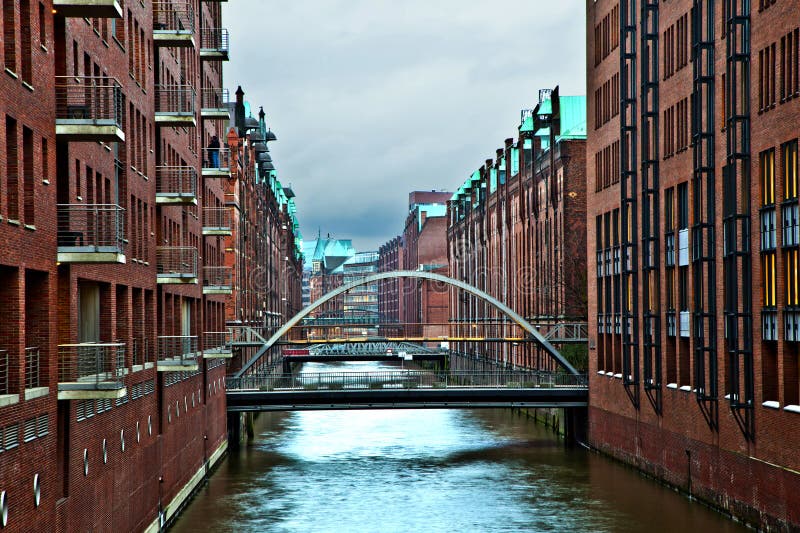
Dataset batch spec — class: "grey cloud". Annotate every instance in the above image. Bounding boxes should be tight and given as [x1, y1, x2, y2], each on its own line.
[223, 0, 586, 250]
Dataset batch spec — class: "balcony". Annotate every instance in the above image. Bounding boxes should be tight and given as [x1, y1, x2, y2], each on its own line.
[157, 247, 198, 284]
[203, 331, 232, 359]
[156, 166, 197, 205]
[203, 207, 232, 236]
[201, 88, 230, 120]
[203, 266, 233, 294]
[153, 1, 195, 48]
[200, 28, 229, 61]
[57, 343, 126, 400]
[57, 204, 126, 263]
[52, 0, 122, 18]
[202, 147, 231, 178]
[155, 85, 196, 126]
[156, 336, 199, 371]
[55, 76, 124, 142]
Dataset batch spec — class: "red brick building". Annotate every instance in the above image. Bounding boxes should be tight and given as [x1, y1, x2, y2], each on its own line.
[401, 191, 451, 339]
[586, 1, 800, 529]
[447, 87, 587, 372]
[378, 235, 403, 323]
[0, 2, 302, 531]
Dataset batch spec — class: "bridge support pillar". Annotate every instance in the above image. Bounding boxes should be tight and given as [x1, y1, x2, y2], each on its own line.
[565, 407, 588, 446]
[227, 412, 243, 451]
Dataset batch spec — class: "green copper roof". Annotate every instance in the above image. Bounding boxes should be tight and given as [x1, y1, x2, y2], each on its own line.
[556, 95, 587, 140]
[520, 114, 534, 133]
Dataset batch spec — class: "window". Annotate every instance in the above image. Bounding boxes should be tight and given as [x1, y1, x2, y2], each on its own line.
[6, 116, 19, 221]
[785, 140, 798, 200]
[38, 3, 45, 47]
[3, 0, 16, 73]
[23, 126, 33, 225]
[677, 182, 689, 229]
[761, 149, 776, 206]
[788, 249, 800, 307]
[764, 253, 777, 307]
[20, 0, 31, 83]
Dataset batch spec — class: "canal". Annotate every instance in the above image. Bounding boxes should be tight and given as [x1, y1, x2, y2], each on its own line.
[172, 362, 745, 532]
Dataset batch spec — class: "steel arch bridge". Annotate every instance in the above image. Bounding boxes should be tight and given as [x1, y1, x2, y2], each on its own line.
[234, 270, 580, 377]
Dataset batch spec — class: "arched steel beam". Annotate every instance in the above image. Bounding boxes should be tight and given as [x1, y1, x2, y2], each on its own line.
[234, 270, 579, 377]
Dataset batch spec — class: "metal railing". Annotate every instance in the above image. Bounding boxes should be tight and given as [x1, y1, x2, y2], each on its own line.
[55, 76, 124, 126]
[156, 246, 198, 278]
[228, 370, 589, 392]
[203, 266, 233, 288]
[58, 343, 125, 386]
[131, 337, 152, 367]
[203, 207, 232, 231]
[157, 335, 199, 362]
[202, 147, 231, 170]
[201, 28, 229, 53]
[155, 85, 196, 115]
[156, 166, 197, 199]
[229, 325, 267, 346]
[0, 350, 8, 395]
[57, 204, 125, 251]
[25, 347, 40, 389]
[153, 0, 194, 33]
[201, 88, 229, 109]
[203, 331, 231, 356]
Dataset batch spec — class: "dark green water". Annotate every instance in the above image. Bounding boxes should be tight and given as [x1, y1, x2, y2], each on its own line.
[172, 362, 745, 532]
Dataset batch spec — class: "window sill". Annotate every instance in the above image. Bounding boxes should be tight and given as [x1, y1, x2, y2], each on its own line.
[666, 383, 678, 389]
[22, 81, 34, 92]
[784, 405, 800, 414]
[762, 400, 780, 410]
[679, 385, 692, 392]
[5, 68, 18, 79]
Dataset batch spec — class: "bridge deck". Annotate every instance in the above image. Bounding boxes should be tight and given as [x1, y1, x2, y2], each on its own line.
[226, 388, 588, 411]
[226, 371, 588, 412]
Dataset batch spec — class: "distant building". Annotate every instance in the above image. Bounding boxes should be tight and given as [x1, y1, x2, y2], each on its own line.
[378, 236, 404, 323]
[342, 251, 380, 336]
[402, 193, 451, 339]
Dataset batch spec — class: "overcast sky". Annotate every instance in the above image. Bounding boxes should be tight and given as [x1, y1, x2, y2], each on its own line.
[223, 1, 586, 251]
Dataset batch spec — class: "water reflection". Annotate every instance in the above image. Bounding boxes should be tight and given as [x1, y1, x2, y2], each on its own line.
[173, 362, 744, 532]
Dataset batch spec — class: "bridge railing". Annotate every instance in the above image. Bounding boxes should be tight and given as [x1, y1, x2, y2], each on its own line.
[227, 371, 588, 392]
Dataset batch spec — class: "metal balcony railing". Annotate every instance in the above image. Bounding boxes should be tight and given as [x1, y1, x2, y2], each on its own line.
[57, 204, 125, 260]
[153, 1, 194, 34]
[200, 28, 229, 57]
[0, 349, 8, 395]
[155, 85, 196, 121]
[25, 347, 40, 390]
[202, 207, 232, 234]
[201, 88, 229, 110]
[155, 166, 197, 203]
[203, 331, 232, 358]
[131, 336, 153, 367]
[156, 247, 198, 281]
[762, 309, 778, 341]
[58, 343, 125, 389]
[202, 147, 231, 173]
[203, 266, 233, 293]
[55, 76, 124, 139]
[157, 335, 199, 367]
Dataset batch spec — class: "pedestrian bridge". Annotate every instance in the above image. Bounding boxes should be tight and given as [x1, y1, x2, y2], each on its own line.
[225, 370, 588, 412]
